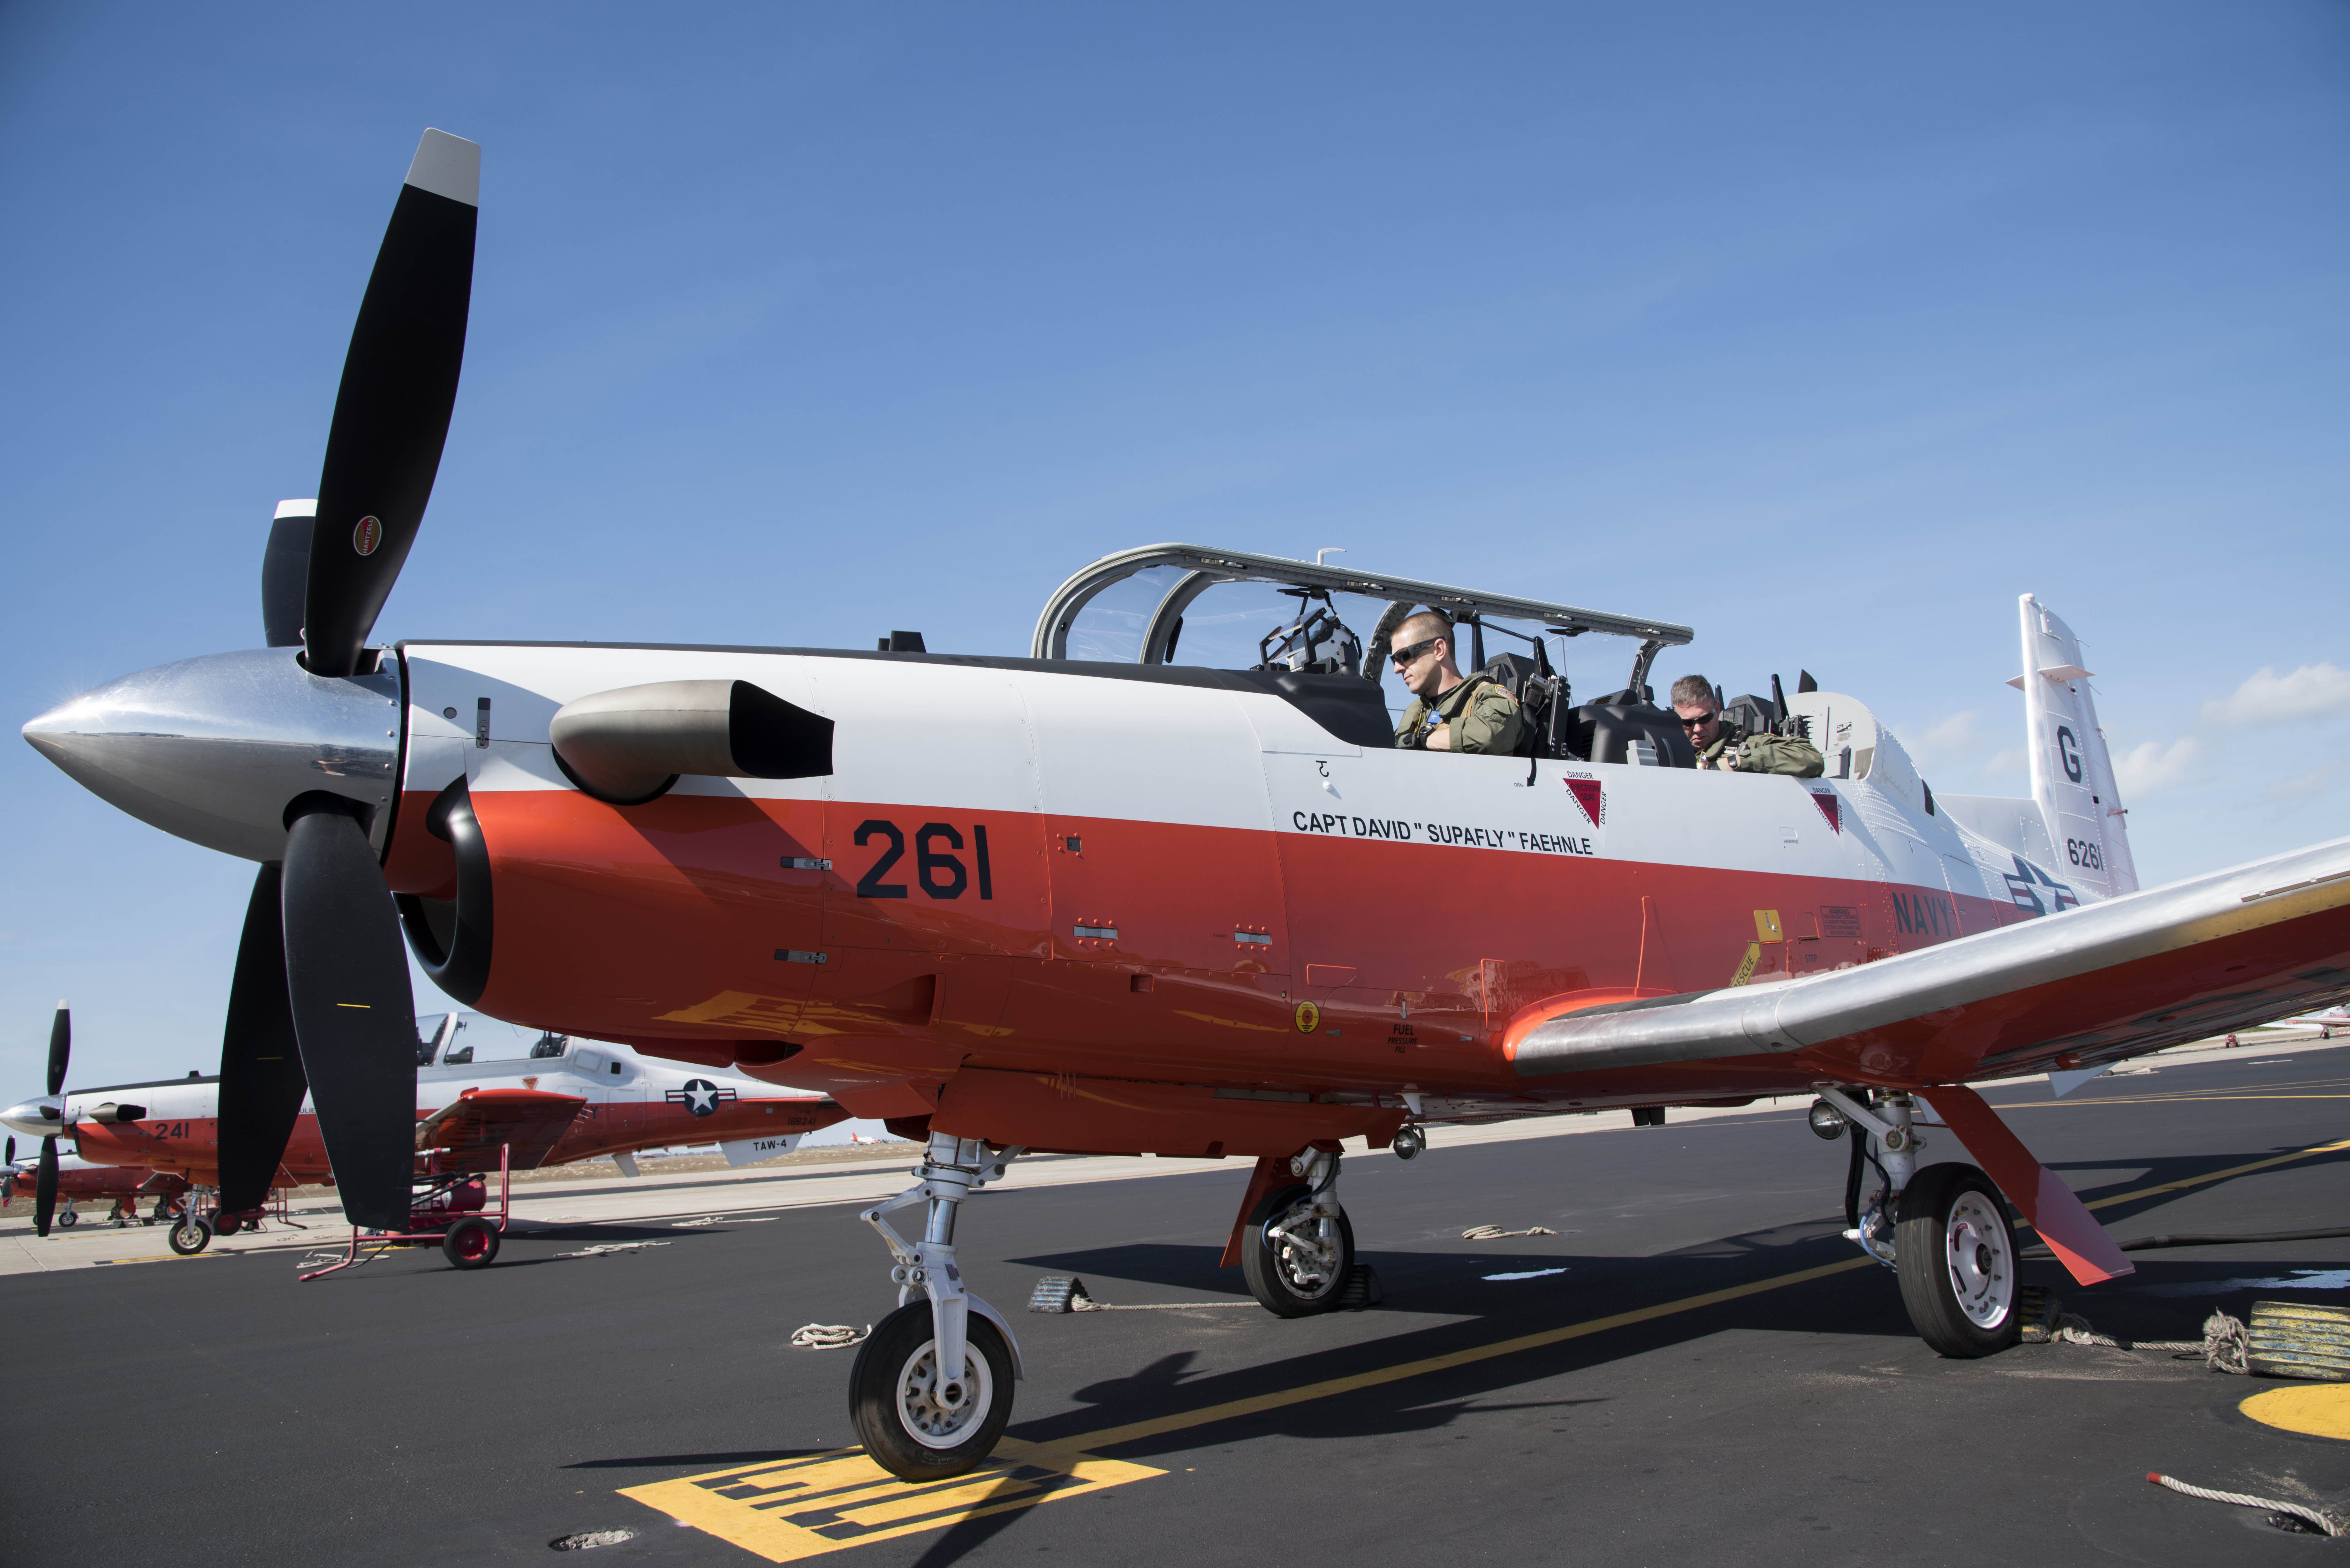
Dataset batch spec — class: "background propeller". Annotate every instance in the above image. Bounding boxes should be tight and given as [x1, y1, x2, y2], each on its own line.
[34, 1003, 67, 1236]
[213, 129, 478, 1230]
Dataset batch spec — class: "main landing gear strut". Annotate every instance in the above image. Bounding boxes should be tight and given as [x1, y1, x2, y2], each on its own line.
[1815, 1087, 2019, 1358]
[851, 1132, 1027, 1482]
[1240, 1149, 1356, 1317]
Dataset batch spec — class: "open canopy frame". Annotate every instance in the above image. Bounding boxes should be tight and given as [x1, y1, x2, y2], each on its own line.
[1031, 542, 1696, 695]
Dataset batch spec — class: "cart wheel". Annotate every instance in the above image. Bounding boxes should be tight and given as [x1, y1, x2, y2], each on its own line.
[168, 1216, 213, 1255]
[213, 1211, 242, 1236]
[443, 1217, 500, 1270]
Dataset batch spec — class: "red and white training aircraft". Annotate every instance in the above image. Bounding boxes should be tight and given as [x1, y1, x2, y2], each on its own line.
[1, 1013, 849, 1252]
[22, 129, 2350, 1481]
[3, 1138, 181, 1231]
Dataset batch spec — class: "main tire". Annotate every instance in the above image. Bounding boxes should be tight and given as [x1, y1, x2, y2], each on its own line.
[1896, 1164, 2020, 1357]
[168, 1216, 214, 1256]
[1241, 1183, 1355, 1318]
[850, 1301, 1015, 1482]
[56, 1208, 77, 1229]
[442, 1217, 500, 1270]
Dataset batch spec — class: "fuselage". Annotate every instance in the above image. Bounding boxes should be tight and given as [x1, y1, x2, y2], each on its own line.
[388, 641, 2088, 1131]
[17, 1040, 841, 1188]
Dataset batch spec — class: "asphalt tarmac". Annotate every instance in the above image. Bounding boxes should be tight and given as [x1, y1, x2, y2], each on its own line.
[5, 1049, 2347, 1567]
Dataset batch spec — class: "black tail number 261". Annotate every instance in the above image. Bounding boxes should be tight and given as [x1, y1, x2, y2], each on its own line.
[854, 820, 995, 901]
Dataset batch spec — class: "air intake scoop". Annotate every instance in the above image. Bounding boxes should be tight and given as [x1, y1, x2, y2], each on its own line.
[550, 679, 832, 804]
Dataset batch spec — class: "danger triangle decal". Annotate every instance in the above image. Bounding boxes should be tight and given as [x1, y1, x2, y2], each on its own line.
[1808, 791, 1841, 833]
[1565, 778, 1604, 827]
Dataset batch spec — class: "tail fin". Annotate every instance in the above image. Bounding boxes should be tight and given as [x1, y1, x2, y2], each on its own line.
[2011, 595, 2137, 897]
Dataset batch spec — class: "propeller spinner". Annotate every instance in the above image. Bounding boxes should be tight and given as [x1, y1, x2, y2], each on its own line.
[20, 131, 479, 1230]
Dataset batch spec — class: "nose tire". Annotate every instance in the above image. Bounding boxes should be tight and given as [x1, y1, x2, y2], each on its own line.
[168, 1216, 214, 1255]
[850, 1301, 1015, 1483]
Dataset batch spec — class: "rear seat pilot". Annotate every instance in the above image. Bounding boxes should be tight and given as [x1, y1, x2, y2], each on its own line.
[1391, 611, 1524, 753]
[1670, 674, 1823, 776]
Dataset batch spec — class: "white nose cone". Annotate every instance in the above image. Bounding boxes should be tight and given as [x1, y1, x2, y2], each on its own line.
[1, 1096, 66, 1140]
[23, 648, 404, 862]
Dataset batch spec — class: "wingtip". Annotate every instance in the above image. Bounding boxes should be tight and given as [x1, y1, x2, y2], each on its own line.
[405, 129, 480, 207]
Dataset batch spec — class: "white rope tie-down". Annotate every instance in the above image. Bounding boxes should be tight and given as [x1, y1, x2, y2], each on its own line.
[2147, 1473, 2350, 1537]
[790, 1323, 870, 1349]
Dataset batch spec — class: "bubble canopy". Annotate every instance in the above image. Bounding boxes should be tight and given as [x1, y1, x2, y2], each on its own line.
[1031, 541, 1694, 692]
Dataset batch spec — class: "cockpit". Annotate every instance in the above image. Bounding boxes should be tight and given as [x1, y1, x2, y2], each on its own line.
[1031, 544, 1705, 763]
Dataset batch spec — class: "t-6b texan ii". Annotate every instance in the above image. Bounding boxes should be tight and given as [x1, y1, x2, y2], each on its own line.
[22, 129, 2350, 1481]
[0, 1008, 846, 1253]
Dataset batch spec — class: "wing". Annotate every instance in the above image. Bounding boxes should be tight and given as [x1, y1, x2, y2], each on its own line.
[1511, 836, 2350, 1082]
[415, 1088, 586, 1172]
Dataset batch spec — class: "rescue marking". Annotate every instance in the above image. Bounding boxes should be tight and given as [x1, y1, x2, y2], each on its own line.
[1294, 1001, 1320, 1033]
[618, 1439, 1163, 1562]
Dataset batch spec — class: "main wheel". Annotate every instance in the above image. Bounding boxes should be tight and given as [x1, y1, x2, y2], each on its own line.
[1241, 1183, 1355, 1318]
[850, 1301, 1015, 1482]
[56, 1208, 78, 1229]
[1896, 1164, 2020, 1357]
[168, 1216, 214, 1256]
[442, 1217, 500, 1270]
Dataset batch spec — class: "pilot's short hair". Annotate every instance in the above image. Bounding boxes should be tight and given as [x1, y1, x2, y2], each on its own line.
[1669, 675, 1717, 711]
[1395, 610, 1453, 648]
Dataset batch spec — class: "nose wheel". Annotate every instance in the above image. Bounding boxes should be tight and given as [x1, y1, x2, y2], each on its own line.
[850, 1302, 1015, 1480]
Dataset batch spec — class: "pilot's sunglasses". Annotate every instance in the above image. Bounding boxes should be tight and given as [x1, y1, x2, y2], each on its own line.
[1677, 712, 1716, 729]
[1389, 638, 1439, 667]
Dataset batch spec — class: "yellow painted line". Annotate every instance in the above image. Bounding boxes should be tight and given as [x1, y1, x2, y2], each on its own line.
[619, 1438, 1163, 1562]
[2241, 1384, 2350, 1441]
[1024, 1255, 1879, 1458]
[2008, 1094, 2350, 1108]
[2079, 1136, 2350, 1214]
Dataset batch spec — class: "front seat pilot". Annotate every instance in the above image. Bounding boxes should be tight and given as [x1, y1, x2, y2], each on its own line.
[1391, 611, 1523, 754]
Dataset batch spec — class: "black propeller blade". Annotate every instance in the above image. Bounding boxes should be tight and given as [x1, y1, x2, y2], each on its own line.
[280, 805, 421, 1230]
[216, 865, 310, 1213]
[33, 1003, 67, 1236]
[301, 128, 478, 679]
[46, 1002, 68, 1096]
[33, 1139, 57, 1237]
[261, 501, 315, 648]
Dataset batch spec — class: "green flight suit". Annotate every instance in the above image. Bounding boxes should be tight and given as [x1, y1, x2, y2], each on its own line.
[1697, 727, 1824, 778]
[1395, 675, 1524, 754]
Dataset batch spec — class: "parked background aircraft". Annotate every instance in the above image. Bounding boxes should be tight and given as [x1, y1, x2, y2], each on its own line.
[1, 1013, 848, 1249]
[20, 128, 2350, 1482]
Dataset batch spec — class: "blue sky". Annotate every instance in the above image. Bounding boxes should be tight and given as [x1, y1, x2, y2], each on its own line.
[3, 3, 2345, 1090]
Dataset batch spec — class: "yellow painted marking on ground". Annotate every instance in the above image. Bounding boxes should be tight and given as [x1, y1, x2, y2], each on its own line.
[1024, 1255, 1878, 1459]
[2008, 1094, 2350, 1109]
[2079, 1136, 2350, 1213]
[619, 1438, 1162, 1562]
[2241, 1384, 2350, 1441]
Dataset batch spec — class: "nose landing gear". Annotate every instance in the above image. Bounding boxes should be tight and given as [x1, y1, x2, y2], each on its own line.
[850, 1133, 1025, 1482]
